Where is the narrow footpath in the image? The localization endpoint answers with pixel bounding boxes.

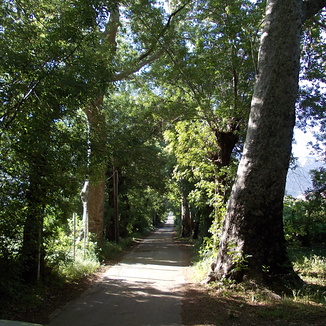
[48,215,192,326]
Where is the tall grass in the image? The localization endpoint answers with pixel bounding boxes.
[293,254,326,278]
[192,243,326,305]
[55,250,100,281]
[288,248,326,304]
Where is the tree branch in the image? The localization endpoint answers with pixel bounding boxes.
[113,3,188,81]
[303,0,326,22]
[312,17,326,28]
[138,3,188,61]
[113,50,164,81]
[103,5,120,52]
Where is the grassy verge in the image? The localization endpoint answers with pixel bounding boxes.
[186,245,326,326]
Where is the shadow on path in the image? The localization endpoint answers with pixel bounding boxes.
[48,215,192,326]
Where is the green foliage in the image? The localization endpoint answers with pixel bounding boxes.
[0,108,88,270]
[104,89,169,238]
[197,203,225,256]
[55,252,100,281]
[293,254,326,279]
[283,197,309,243]
[119,186,164,235]
[146,0,264,126]
[290,246,326,277]
[288,247,326,304]
[99,236,140,261]
[133,0,265,242]
[0,0,109,283]
[297,9,326,158]
[283,168,326,246]
[0,0,324,305]
[284,197,326,245]
[45,214,100,281]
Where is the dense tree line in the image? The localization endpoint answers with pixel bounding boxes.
[0,0,325,298]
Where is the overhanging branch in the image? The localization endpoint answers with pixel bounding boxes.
[312,17,326,28]
[113,3,188,81]
[303,0,326,21]
[113,50,164,81]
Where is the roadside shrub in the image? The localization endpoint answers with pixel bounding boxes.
[44,215,100,281]
[56,251,100,281]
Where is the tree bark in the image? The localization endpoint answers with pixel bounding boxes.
[20,153,48,283]
[21,188,44,284]
[84,96,107,244]
[213,123,240,200]
[211,0,308,286]
[20,121,50,283]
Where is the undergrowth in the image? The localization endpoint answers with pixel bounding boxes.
[193,244,326,305]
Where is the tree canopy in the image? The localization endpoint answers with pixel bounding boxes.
[0,0,325,292]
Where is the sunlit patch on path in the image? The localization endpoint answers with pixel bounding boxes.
[49,215,192,326]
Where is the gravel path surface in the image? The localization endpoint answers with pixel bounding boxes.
[48,215,192,326]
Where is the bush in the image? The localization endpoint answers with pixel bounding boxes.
[45,215,100,281]
[56,251,100,281]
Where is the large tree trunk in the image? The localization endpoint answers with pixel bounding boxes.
[21,181,45,284]
[79,3,182,244]
[211,0,305,286]
[80,6,119,245]
[20,122,50,283]
[84,96,107,244]
[86,179,106,243]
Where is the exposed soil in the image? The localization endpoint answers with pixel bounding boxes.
[181,279,326,326]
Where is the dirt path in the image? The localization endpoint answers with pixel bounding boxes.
[48,215,192,326]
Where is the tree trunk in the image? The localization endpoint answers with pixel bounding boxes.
[79,3,182,244]
[113,166,119,243]
[211,0,305,286]
[213,125,239,200]
[80,6,119,245]
[181,192,192,237]
[21,203,44,283]
[84,96,107,244]
[21,165,46,283]
[20,121,50,283]
[86,179,105,243]
[214,127,239,168]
